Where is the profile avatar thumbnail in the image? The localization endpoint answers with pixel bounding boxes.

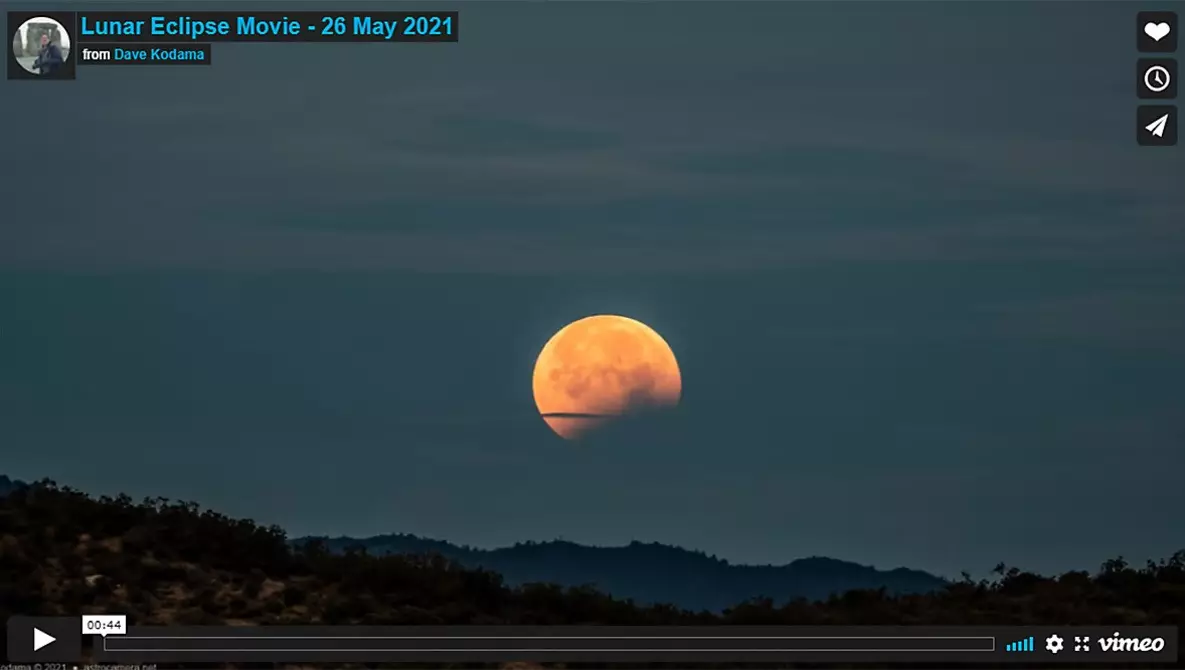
[10,15,73,79]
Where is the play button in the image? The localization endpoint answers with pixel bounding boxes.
[33,627,56,651]
[6,616,80,662]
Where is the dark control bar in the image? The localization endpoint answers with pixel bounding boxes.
[92,625,1179,664]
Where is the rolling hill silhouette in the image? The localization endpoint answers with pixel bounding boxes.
[297,533,947,612]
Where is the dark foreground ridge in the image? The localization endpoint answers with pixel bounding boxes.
[0,474,27,497]
[297,533,947,612]
[1,479,1182,662]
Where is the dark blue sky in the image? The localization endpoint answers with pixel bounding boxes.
[1,1,1182,578]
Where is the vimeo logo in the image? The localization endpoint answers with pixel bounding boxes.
[1098,632,1166,653]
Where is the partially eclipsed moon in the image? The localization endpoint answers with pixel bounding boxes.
[532,315,682,440]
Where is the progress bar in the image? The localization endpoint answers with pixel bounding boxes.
[104,634,994,652]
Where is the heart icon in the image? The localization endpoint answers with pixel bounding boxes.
[1145,21,1171,41]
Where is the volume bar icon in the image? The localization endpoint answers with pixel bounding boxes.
[1005,636,1034,652]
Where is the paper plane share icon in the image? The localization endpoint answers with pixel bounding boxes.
[1146,114,1169,137]
[1138,106,1177,146]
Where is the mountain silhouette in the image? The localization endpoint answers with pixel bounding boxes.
[296,533,947,612]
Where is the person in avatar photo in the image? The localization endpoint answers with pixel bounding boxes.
[33,32,64,75]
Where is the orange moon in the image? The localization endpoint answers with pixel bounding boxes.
[532,315,682,440]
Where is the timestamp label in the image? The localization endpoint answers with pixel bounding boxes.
[81,614,127,636]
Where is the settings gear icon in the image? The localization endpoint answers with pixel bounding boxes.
[1046,634,1065,654]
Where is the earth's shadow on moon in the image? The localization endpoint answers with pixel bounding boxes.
[566,404,686,452]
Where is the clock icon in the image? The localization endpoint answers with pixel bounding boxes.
[1138,59,1178,99]
[1145,65,1171,92]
